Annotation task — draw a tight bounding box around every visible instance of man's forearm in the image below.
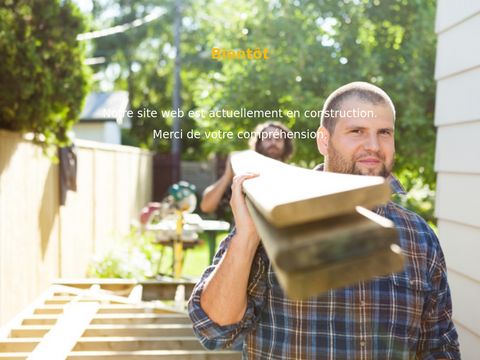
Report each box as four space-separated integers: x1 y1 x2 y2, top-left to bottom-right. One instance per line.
200 233 259 326
200 175 231 213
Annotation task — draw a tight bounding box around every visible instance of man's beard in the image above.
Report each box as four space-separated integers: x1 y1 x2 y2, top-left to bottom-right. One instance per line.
326 142 393 178
259 145 283 161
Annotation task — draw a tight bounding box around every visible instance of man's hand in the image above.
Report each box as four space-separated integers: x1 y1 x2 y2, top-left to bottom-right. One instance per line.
230 173 260 245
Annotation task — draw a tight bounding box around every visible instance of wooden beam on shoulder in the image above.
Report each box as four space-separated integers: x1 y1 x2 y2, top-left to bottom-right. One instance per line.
231 150 404 299
231 150 391 227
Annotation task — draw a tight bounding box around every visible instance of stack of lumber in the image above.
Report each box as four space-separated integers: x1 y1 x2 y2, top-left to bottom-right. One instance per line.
231 150 404 299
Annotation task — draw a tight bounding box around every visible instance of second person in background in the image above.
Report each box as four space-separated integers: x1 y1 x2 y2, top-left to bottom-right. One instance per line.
200 121 294 215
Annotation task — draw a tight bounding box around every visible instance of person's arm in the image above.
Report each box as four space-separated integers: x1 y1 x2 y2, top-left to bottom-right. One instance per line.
416 230 460 359
200 157 233 213
200 173 260 324
188 173 267 350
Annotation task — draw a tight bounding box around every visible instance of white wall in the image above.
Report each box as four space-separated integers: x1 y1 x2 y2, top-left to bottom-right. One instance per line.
434 1 480 357
104 121 122 144
73 121 121 145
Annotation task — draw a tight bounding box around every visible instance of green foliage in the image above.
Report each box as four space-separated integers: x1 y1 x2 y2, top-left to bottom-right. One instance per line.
88 0 439 215
89 0 186 152
393 169 436 228
88 1 437 178
0 0 90 147
185 0 438 218
86 228 224 280
87 229 162 280
185 0 437 187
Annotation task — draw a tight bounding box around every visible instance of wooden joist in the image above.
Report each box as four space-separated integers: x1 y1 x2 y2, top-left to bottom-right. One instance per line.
73 337 204 352
10 324 194 338
0 339 39 352
33 303 179 315
44 296 126 305
0 336 204 352
0 350 241 359
52 279 196 301
34 305 147 315
48 285 141 305
22 314 191 326
52 279 138 293
68 350 241 359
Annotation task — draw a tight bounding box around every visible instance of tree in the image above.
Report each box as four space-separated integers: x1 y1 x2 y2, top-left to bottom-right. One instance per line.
181 0 438 222
0 0 90 147
186 0 437 188
87 0 438 200
88 0 204 157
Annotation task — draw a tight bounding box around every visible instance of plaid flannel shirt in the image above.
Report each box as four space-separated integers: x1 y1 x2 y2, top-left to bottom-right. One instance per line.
188 174 460 359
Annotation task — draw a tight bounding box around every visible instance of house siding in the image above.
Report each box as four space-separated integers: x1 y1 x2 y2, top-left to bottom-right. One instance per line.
434 1 480 356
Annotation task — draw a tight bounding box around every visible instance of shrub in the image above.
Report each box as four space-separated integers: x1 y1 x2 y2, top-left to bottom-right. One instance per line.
87 229 162 280
0 0 90 147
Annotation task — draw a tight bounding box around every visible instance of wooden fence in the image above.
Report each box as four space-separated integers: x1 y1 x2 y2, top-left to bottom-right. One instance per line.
0 130 153 327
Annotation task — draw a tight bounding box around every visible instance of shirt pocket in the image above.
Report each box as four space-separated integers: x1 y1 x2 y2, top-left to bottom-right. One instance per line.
391 271 431 291
389 270 431 339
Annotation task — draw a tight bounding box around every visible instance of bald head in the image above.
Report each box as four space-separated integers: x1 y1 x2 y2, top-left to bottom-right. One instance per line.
321 82 396 134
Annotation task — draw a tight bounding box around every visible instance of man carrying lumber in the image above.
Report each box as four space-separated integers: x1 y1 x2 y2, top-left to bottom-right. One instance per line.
199 121 294 215
188 82 460 359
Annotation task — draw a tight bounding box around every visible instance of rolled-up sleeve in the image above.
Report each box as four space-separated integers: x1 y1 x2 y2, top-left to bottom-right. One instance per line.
417 230 461 359
188 230 268 350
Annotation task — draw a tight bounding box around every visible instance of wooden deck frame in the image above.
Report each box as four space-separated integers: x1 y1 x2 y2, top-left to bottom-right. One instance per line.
52 279 196 301
26 302 99 360
0 282 241 360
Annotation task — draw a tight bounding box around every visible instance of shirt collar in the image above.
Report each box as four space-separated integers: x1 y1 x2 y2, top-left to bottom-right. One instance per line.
313 163 406 195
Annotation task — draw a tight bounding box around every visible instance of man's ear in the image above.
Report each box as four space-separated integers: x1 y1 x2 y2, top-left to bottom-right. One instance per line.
317 126 329 156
